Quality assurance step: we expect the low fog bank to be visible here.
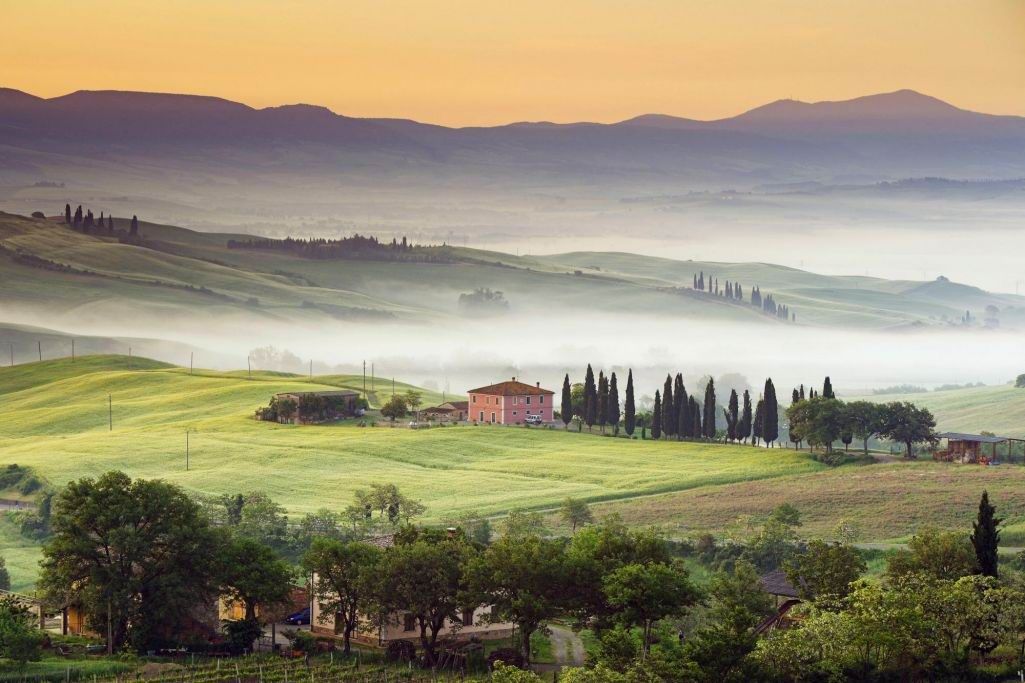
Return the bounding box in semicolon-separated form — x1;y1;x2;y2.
5;308;1022;399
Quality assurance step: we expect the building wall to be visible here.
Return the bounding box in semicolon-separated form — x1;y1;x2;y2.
468;393;553;424
311;600;512;645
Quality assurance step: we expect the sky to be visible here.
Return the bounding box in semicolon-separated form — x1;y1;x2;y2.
3;0;1025;126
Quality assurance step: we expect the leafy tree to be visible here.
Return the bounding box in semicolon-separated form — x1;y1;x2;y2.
761;378;779;446
661;375;674;439
39;472;221;652
236;491;290;555
607;372;620;433
1017;374;1025;389
624;370;636;436
290;508;344;555
887;527;978;581
503;509;549;539
971;490;1001;578
380;394;408;422
702;379;717;438
0;597;45;663
219;536;293;647
561;374;573;429
685;562;772;681
463;535;567;665
650;391;662;440
372;537;471;666
561;498;594;533
302;538;382;653
768;503;802;529
584;365;597;430
404;390;423;420
603;562;698;656
739;390;753;444
786;397;845;452
784;540;866;603
845;400;885;455
879;401;938;459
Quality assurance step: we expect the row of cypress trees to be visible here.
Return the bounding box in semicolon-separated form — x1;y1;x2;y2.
63;203;138;236
560;366;639;436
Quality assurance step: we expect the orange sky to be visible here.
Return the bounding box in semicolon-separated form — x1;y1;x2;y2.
3;0;1024;126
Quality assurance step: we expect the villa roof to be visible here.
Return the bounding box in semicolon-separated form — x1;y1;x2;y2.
938;432;1008;444
759;569;801;599
468;379;554;396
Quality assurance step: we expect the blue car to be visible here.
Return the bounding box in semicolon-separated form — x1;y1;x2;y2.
284;607;310;625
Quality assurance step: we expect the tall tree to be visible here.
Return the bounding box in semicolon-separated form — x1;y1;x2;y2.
845;400;885;456
752;399;764;445
822;376;835;399
107;214;113;231
64;204;71;224
761;379;779;447
792;388;800;405
739;390;753;444
651;391;662;440
302;538;382;654
661;375;674;439
39;472;221;653
73;205;82;227
624;370;636;436
219;536;294;648
560;498;594;533
702;379;717;439
879;401;938;459
603;562;698;657
690;396;702;438
583;365;597;431
561;374;572;429
607;372;620;433
726;390;739;442
597;372;609;433
971;491;1001;578
673;374;687;440
130;215;139;236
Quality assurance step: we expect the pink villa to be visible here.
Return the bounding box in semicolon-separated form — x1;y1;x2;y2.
468;378;555;425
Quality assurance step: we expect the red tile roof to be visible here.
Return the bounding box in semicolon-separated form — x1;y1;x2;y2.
468;380;554;396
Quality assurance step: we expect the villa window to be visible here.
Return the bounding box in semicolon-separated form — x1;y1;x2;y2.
403;613;416;632
526;396;532;405
462;609;475;626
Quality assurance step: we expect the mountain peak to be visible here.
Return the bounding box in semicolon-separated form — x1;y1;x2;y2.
735;89;967;123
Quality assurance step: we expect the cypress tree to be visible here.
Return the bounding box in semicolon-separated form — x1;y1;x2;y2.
690;396;702;437
583;365;596;431
624;370;636;436
673;374;687;440
561;374;572;430
792;388;800;404
608;372;620;434
702;378;717;439
661;374;674;439
107;214;114;231
800;384;806;401
64;204;71;224
762;378;779;447
651;391;662;440
726;390;739;442
130;215;139;236
740;390;753;444
73;205;83;227
822;376;835;399
597;372;609;433
971;490;1001;578
752;399;764;445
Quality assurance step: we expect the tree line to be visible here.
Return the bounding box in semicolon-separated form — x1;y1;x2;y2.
691;271;794;322
226;235;454;263
62;203;139;236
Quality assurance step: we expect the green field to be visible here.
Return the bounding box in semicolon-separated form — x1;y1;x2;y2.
859;384;1025;439
3;355;1024;592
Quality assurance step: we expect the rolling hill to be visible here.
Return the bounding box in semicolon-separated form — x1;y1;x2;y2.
2;211;1022;337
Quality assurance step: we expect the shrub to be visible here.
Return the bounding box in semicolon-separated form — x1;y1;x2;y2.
385;639;417;662
490;662;540;682
487;647;526;670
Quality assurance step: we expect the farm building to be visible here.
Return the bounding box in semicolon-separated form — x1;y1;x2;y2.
755;569;803;635
935;432;1025;464
257;390;361;424
421;401;469;422
467;378;554;425
310;533;515;646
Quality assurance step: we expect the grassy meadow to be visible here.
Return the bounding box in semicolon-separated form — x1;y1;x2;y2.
2;354;1024;590
861;384;1025;439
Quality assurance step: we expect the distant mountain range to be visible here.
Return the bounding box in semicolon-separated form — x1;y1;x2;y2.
2;87;1024;181
2;87;1024;234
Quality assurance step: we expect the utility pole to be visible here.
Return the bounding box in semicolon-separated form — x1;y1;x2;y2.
190;352;194;375
37;340;41;362
247;356;252;380
372;363;375;391
186;430;190;471
71;339;75;362
309;359;313;380
128;346;132;369
108;394;112;431
363;361;366;396
8;343;12;367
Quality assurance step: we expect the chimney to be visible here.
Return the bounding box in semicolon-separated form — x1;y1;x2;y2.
536;381;540;388
512;376;516;381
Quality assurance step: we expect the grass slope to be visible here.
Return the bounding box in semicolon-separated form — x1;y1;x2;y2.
861;384;1025;438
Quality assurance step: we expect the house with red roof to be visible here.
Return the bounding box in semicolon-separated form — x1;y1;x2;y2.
468;377;554;425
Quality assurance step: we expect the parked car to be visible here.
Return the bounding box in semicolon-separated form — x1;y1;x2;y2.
284;607;310;625
525;414;544;425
